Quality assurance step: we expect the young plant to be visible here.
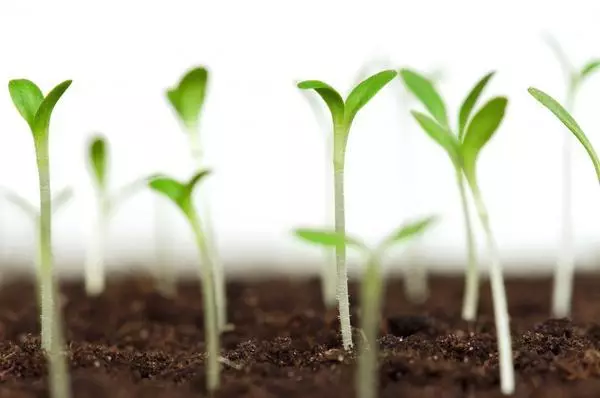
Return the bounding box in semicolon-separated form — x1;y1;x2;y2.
8;78;72;398
166;66;227;330
148;170;221;392
297;69;397;350
542;36;600;318
400;69;514;394
295;216;437;398
85;135;150;295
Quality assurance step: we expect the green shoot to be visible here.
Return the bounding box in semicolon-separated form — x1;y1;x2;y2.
166;66;227;331
541;35;600;318
294;216;437;398
85;135;149;296
148;171;220;392
401;69;514;395
8;78;72;398
297;70;397;350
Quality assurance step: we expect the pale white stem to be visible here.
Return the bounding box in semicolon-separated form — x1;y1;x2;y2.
402;257;428;304
322;159;337;308
553;86;576;318
472;187;514;395
458;172;479;321
85;192;108;296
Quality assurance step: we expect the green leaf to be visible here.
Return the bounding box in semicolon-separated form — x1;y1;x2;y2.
411;111;461;167
461;97;508;182
297;80;345;126
89;136;108;188
458;72;495;140
148;170;211;216
184;170;212;197
580;59;600;81
167;67;208;130
32;80;72;138
8;79;44;130
294;228;365;250
381;216;438;248
528;87;600;181
344;69;397;125
400;68;448;128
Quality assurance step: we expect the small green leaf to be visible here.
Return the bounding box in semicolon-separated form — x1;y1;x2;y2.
32;80;72;138
400;68;448;128
297;80;345;126
294;229;364;250
381;216;438;248
528;87;600;181
148;170;211;216
458;72;495;140
8;79;44;130
580;59;600;81
462;97;508;182
89;136;108;188
344;69;397;125
411;111;461;167
184;170;212;197
167;67;208;130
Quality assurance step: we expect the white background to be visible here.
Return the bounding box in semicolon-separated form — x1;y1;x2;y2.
1;0;600;276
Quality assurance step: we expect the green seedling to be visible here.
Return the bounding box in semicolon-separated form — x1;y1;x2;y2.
297;70;397;350
0;185;73;299
401;69;514;394
85;135;150;296
166;66;227;330
8;78;72;398
148;170;221;392
295;216;436;398
542;35;600;318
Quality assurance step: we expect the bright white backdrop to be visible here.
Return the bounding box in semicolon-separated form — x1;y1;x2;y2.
1;0;600;276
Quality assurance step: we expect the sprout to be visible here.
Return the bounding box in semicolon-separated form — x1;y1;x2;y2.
148;170;220;392
401;69;514;394
166;67;227;330
8;78;72;398
295;216;437;398
541;35;600;318
297;70;397;350
85;135;149;296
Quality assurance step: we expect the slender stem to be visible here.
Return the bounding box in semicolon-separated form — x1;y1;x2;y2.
154;196;177;296
35;139;71;398
85;190;108;295
470;184;514;395
188;129;227;331
553;83;577;318
402;259;428;304
189;209;221;392
457;171;478;321
356;254;382;398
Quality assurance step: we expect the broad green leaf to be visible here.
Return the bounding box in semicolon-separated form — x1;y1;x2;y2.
294;228;365;250
381;216;437;249
411;111;461;167
148;176;187;210
297;80;345;126
8;79;44;130
89;136;108;188
462;97;508;182
344;69;397;125
400;68;448;128
458;72;495;140
166;67;208;130
580;59;600;81
32;80;72;138
528;87;600;181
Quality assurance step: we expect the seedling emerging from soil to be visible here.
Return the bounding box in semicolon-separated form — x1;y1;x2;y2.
148;170;221;392
297;70;397;350
295;216;436;398
85;135;149;296
166;67;227;330
542;36;600;318
8;78;72;398
401;69;514;394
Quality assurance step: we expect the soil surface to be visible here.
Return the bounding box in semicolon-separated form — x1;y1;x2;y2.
1;272;600;397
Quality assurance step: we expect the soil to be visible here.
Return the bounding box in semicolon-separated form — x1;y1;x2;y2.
1;272;600;397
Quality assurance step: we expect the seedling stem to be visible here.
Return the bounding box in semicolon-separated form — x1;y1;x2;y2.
458;171;478;321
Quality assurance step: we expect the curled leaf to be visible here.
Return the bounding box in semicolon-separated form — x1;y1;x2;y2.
297;80;345;126
400;68;448;128
8;79;44;130
344;70;397;125
528;87;600;181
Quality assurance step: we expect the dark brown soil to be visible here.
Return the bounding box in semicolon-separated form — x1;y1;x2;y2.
1;272;600;397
